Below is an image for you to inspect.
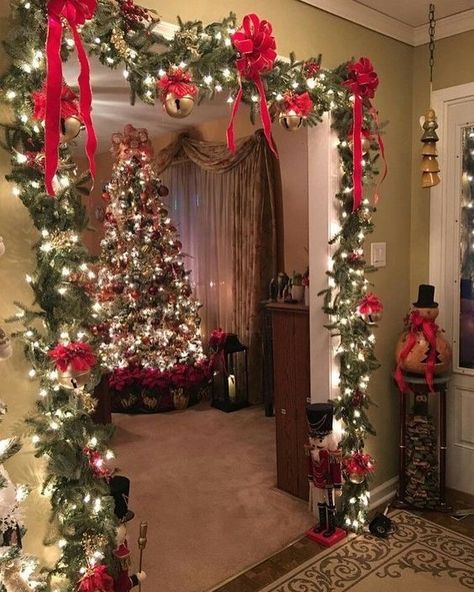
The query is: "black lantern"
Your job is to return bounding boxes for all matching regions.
[211,333,250,412]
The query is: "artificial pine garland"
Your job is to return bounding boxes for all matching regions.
[0,0,384,586]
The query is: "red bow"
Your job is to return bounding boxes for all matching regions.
[394,310,439,393]
[227,14,277,156]
[83,448,111,480]
[358,292,383,315]
[33,83,81,122]
[45,0,97,196]
[343,58,385,211]
[48,341,97,373]
[78,565,114,592]
[111,124,154,161]
[157,68,197,101]
[281,91,313,118]
[343,451,375,476]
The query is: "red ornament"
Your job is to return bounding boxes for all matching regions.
[117,0,153,31]
[44,0,97,196]
[303,60,320,78]
[48,341,96,372]
[351,390,364,408]
[358,292,383,320]
[83,447,111,479]
[343,451,375,478]
[227,14,277,155]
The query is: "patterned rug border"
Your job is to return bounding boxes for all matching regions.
[257,510,474,592]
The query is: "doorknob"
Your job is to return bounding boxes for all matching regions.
[280,408,287,415]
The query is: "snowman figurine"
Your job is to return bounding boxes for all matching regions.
[110,476,146,592]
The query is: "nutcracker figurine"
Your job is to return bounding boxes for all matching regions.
[305,403,346,546]
[110,476,146,592]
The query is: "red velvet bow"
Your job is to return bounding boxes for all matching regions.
[111,124,154,161]
[343,58,385,211]
[227,14,277,156]
[33,83,81,122]
[83,447,111,480]
[358,292,383,315]
[394,310,439,393]
[45,0,97,196]
[157,68,197,101]
[281,91,313,117]
[343,451,375,476]
[78,564,114,592]
[48,341,97,372]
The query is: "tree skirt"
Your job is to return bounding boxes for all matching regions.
[258,511,474,592]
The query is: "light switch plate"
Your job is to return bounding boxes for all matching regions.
[371,242,386,268]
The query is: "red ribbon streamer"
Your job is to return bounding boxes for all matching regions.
[45,0,97,196]
[227,14,277,156]
[394,311,438,393]
[343,58,379,211]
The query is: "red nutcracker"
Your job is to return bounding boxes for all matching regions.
[110,476,146,592]
[305,403,346,546]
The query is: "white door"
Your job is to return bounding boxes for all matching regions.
[431,85,474,495]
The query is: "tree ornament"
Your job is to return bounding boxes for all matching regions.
[279,91,313,131]
[421,109,440,188]
[394,285,452,393]
[227,14,277,154]
[303,59,321,79]
[343,451,375,484]
[43,0,97,196]
[157,68,197,119]
[48,341,96,390]
[357,292,383,324]
[111,28,129,58]
[0,328,13,361]
[111,124,154,161]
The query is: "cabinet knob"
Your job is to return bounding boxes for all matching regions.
[280,408,287,415]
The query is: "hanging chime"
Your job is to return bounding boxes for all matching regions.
[421,4,440,188]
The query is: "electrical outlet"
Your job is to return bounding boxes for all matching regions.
[371,242,386,268]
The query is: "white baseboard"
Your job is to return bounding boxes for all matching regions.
[369,476,398,511]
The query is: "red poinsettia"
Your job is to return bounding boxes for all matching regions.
[48,341,96,372]
[157,68,197,101]
[109,366,143,391]
[281,91,313,117]
[343,451,375,476]
[78,564,114,592]
[358,292,383,316]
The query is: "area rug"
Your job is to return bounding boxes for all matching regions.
[259,510,474,591]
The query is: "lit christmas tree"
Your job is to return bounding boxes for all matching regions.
[93,125,207,394]
[0,400,41,592]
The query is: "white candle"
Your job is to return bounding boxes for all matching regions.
[228,374,236,401]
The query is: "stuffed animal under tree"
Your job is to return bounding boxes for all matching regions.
[306,403,342,538]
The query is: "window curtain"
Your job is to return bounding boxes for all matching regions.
[156,130,281,403]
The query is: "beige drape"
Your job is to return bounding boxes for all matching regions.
[156,130,281,403]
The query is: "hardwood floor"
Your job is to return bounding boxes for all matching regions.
[212,488,474,592]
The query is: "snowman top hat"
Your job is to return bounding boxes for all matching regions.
[413,284,438,308]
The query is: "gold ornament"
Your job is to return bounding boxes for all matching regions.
[58,365,92,390]
[60,116,82,144]
[164,93,194,118]
[278,112,303,131]
[421,108,440,188]
[77,391,97,414]
[111,28,129,58]
[348,472,365,484]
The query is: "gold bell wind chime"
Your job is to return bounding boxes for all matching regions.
[421,4,440,188]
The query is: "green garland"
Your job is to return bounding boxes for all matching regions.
[0,0,382,587]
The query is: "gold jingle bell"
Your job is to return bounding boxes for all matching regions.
[422,171,440,188]
[60,116,82,144]
[164,92,195,118]
[58,365,92,390]
[279,111,303,131]
[349,472,365,484]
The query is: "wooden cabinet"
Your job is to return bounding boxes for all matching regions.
[266,303,310,501]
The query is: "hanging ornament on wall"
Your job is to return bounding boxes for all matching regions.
[157,67,197,119]
[0,327,13,361]
[420,4,440,189]
[278,91,313,131]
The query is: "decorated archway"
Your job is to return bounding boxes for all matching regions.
[0,0,384,587]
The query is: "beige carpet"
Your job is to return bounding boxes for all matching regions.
[259,510,474,591]
[111,402,313,592]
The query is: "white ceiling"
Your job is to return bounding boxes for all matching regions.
[354,0,474,27]
[65,56,231,151]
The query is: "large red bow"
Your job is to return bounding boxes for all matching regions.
[78,564,114,592]
[45,0,97,196]
[281,91,313,118]
[227,14,277,156]
[358,292,383,315]
[394,310,439,393]
[33,83,81,122]
[157,68,197,101]
[111,124,154,161]
[343,58,385,211]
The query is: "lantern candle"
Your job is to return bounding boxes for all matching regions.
[228,374,236,401]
